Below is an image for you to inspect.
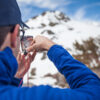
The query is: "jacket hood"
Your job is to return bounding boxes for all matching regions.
[0,47,18,85]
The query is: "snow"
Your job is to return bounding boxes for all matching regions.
[23,11,100,86]
[90,59,98,68]
[29,77,56,86]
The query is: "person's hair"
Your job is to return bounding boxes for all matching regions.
[0,25,15,47]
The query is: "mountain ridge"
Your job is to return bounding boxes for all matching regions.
[23,10,100,87]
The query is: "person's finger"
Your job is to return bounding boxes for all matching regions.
[25,57,31,71]
[26,46,33,52]
[21,54,26,65]
[17,52,22,65]
[27,53,32,62]
[31,39,35,45]
[21,53,25,59]
[26,44,37,52]
[27,59,31,70]
[17,52,21,61]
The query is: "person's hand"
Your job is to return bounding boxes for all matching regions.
[15,51,36,79]
[27,35,56,52]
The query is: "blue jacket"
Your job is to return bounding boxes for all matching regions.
[0,45,100,100]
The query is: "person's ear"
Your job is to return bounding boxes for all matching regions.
[11,24,20,48]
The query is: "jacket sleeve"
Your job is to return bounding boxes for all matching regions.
[10,77,23,87]
[47,45,100,89]
[1,45,100,100]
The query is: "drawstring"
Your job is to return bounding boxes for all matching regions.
[18,78,23,87]
[18,67,29,87]
[27,71,29,87]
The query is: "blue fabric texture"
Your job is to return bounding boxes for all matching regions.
[0,47,22,86]
[0,45,100,100]
[11,77,23,87]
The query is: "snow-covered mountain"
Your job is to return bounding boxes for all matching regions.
[23,11,100,87]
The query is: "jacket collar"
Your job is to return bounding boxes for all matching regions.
[0,47,18,85]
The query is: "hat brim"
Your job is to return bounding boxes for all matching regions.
[20,21,30,29]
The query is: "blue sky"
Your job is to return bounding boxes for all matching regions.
[17,0,100,22]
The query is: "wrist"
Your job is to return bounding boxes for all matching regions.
[15,72,23,79]
[45,42,56,51]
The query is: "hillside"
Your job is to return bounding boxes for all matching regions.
[23,11,100,87]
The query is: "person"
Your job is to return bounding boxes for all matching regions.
[0,0,100,100]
